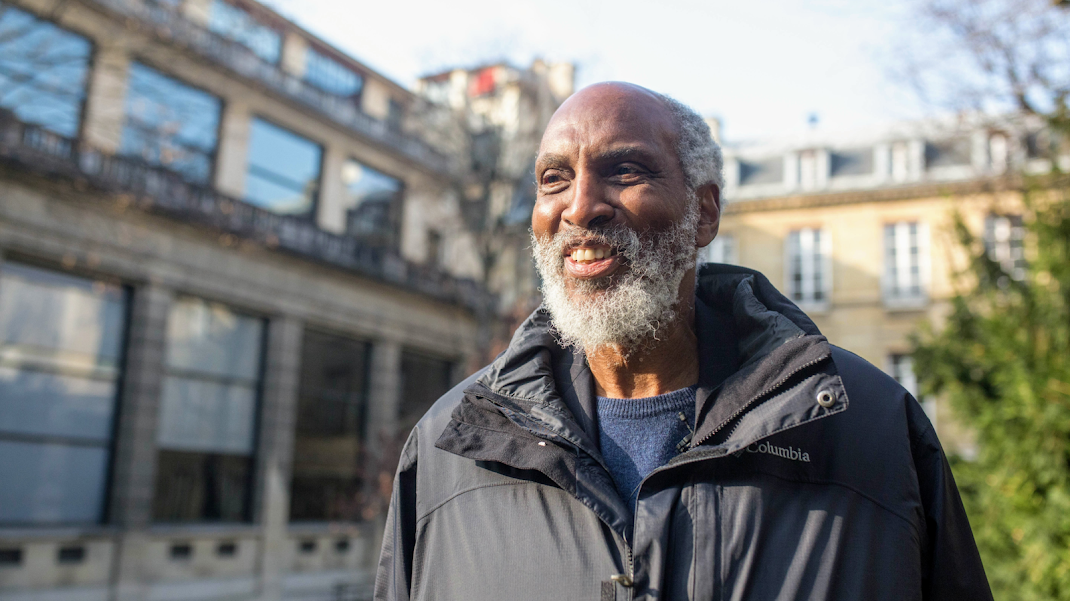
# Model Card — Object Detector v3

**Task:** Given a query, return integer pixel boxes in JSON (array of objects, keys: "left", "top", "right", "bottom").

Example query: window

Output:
[
  {"left": 0, "top": 263, "right": 128, "bottom": 525},
  {"left": 830, "top": 148, "right": 873, "bottom": 177},
  {"left": 888, "top": 354, "right": 936, "bottom": 427},
  {"left": 739, "top": 157, "right": 783, "bottom": 186},
  {"left": 304, "top": 47, "right": 363, "bottom": 99},
  {"left": 925, "top": 138, "right": 971, "bottom": 168},
  {"left": 289, "top": 330, "right": 370, "bottom": 522},
  {"left": 398, "top": 351, "right": 453, "bottom": 433},
  {"left": 698, "top": 234, "right": 736, "bottom": 266},
  {"left": 984, "top": 214, "right": 1026, "bottom": 282},
  {"left": 387, "top": 99, "right": 404, "bottom": 131},
  {"left": 0, "top": 5, "right": 91, "bottom": 137},
  {"left": 245, "top": 118, "right": 322, "bottom": 216},
  {"left": 154, "top": 297, "right": 264, "bottom": 522},
  {"left": 786, "top": 228, "right": 830, "bottom": 306},
  {"left": 207, "top": 0, "right": 280, "bottom": 64},
  {"left": 341, "top": 158, "right": 402, "bottom": 246},
  {"left": 884, "top": 221, "right": 929, "bottom": 305},
  {"left": 120, "top": 62, "right": 222, "bottom": 184}
]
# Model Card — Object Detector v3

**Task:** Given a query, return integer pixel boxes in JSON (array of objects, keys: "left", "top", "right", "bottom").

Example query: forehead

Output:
[{"left": 537, "top": 87, "right": 678, "bottom": 164}]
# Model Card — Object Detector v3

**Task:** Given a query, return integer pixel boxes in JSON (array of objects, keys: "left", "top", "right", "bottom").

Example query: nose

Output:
[{"left": 561, "top": 170, "right": 614, "bottom": 229}]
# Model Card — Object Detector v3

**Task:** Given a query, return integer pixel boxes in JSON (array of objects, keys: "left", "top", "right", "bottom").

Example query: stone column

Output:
[
  {"left": 108, "top": 284, "right": 172, "bottom": 601},
  {"left": 254, "top": 316, "right": 304, "bottom": 601},
  {"left": 82, "top": 44, "right": 130, "bottom": 153},
  {"left": 316, "top": 143, "right": 348, "bottom": 235},
  {"left": 214, "top": 101, "right": 251, "bottom": 198},
  {"left": 365, "top": 339, "right": 403, "bottom": 448}
]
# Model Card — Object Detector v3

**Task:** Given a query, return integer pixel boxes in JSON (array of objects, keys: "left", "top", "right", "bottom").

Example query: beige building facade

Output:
[
  {"left": 710, "top": 120, "right": 1046, "bottom": 456},
  {"left": 0, "top": 0, "right": 488, "bottom": 599}
]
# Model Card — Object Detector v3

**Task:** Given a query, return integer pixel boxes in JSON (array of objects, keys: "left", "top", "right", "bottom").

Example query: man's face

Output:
[{"left": 531, "top": 83, "right": 703, "bottom": 352}]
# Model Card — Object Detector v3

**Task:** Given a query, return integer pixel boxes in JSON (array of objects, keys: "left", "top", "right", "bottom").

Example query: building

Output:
[
  {"left": 0, "top": 0, "right": 489, "bottom": 599},
  {"left": 414, "top": 61, "right": 574, "bottom": 347},
  {"left": 710, "top": 116, "right": 1053, "bottom": 455}
]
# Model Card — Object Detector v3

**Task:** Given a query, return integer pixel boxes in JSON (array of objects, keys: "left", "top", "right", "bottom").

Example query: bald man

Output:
[{"left": 374, "top": 83, "right": 991, "bottom": 601}]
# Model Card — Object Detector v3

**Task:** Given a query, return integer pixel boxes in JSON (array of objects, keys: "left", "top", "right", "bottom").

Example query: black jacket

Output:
[{"left": 375, "top": 265, "right": 992, "bottom": 600}]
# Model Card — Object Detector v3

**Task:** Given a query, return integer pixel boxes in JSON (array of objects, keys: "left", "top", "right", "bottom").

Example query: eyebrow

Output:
[
  {"left": 536, "top": 145, "right": 660, "bottom": 170},
  {"left": 535, "top": 153, "right": 571, "bottom": 171}
]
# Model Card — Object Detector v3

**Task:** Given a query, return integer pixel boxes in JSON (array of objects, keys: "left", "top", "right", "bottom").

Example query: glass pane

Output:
[
  {"left": 0, "top": 439, "right": 107, "bottom": 524},
  {"left": 165, "top": 297, "right": 263, "bottom": 380},
  {"left": 121, "top": 62, "right": 222, "bottom": 184},
  {"left": 245, "top": 118, "right": 322, "bottom": 216},
  {"left": 157, "top": 376, "right": 257, "bottom": 454},
  {"left": 207, "top": 0, "right": 280, "bottom": 64},
  {"left": 153, "top": 450, "right": 251, "bottom": 522},
  {"left": 304, "top": 48, "right": 363, "bottom": 97},
  {"left": 0, "top": 366, "right": 116, "bottom": 440},
  {"left": 290, "top": 330, "right": 370, "bottom": 521},
  {"left": 0, "top": 5, "right": 91, "bottom": 137},
  {"left": 342, "top": 159, "right": 401, "bottom": 240},
  {"left": 0, "top": 263, "right": 126, "bottom": 372},
  {"left": 399, "top": 351, "right": 452, "bottom": 432}
]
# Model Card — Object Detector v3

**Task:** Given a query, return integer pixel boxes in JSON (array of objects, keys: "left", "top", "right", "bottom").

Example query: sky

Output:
[{"left": 264, "top": 0, "right": 933, "bottom": 144}]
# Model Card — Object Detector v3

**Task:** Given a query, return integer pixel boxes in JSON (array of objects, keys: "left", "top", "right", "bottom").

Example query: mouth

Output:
[{"left": 564, "top": 243, "right": 622, "bottom": 279}]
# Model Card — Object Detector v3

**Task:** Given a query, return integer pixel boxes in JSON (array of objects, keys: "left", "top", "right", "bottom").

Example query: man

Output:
[{"left": 375, "top": 82, "right": 992, "bottom": 600}]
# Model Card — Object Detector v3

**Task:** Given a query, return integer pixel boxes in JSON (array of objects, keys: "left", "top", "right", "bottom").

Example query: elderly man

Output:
[{"left": 375, "top": 83, "right": 992, "bottom": 600}]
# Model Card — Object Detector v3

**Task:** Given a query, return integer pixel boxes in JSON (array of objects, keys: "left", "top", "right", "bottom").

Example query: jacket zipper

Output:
[{"left": 690, "top": 354, "right": 830, "bottom": 449}]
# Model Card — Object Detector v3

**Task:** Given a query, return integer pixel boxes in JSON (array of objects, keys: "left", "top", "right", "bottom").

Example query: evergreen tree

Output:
[{"left": 913, "top": 171, "right": 1070, "bottom": 599}]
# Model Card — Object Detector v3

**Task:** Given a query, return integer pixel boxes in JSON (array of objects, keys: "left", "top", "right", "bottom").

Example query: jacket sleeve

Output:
[
  {"left": 374, "top": 428, "right": 420, "bottom": 601},
  {"left": 908, "top": 402, "right": 994, "bottom": 601}
]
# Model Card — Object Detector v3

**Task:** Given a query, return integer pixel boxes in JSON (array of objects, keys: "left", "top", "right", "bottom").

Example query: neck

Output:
[{"left": 587, "top": 295, "right": 699, "bottom": 399}]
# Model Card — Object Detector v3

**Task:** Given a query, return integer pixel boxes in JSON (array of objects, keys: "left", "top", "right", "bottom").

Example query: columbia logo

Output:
[{"left": 745, "top": 441, "right": 811, "bottom": 463}]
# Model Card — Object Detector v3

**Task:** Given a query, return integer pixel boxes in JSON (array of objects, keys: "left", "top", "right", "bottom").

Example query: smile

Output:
[{"left": 564, "top": 244, "right": 621, "bottom": 279}]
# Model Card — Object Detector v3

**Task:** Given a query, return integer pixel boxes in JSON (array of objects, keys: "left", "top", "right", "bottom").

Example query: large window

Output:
[
  {"left": 289, "top": 330, "right": 370, "bottom": 522},
  {"left": 341, "top": 158, "right": 402, "bottom": 246},
  {"left": 0, "top": 5, "right": 91, "bottom": 137},
  {"left": 883, "top": 221, "right": 929, "bottom": 305},
  {"left": 304, "top": 47, "right": 363, "bottom": 99},
  {"left": 154, "top": 297, "right": 264, "bottom": 522},
  {"left": 786, "top": 228, "right": 830, "bottom": 306},
  {"left": 245, "top": 118, "right": 322, "bottom": 216},
  {"left": 398, "top": 351, "right": 453, "bottom": 433},
  {"left": 984, "top": 214, "right": 1026, "bottom": 282},
  {"left": 0, "top": 263, "right": 127, "bottom": 525},
  {"left": 120, "top": 62, "right": 222, "bottom": 184},
  {"left": 207, "top": 0, "right": 280, "bottom": 64}
]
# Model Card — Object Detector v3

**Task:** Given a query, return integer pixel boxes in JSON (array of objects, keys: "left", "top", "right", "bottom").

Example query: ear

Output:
[{"left": 695, "top": 182, "right": 721, "bottom": 248}]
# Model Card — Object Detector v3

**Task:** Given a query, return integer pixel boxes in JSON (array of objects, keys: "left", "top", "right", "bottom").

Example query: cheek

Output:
[{"left": 531, "top": 198, "right": 560, "bottom": 238}]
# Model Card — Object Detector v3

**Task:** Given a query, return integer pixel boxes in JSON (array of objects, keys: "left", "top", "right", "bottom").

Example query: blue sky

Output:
[{"left": 266, "top": 0, "right": 931, "bottom": 143}]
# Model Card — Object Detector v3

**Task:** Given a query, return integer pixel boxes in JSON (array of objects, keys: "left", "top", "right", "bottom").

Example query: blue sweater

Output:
[{"left": 596, "top": 386, "right": 698, "bottom": 507}]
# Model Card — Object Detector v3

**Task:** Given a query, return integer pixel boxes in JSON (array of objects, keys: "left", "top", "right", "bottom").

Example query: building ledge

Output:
[
  {"left": 0, "top": 117, "right": 491, "bottom": 313},
  {"left": 80, "top": 0, "right": 449, "bottom": 174}
]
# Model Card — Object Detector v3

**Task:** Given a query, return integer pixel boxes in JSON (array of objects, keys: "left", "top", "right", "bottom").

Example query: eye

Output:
[
  {"left": 611, "top": 163, "right": 645, "bottom": 182},
  {"left": 539, "top": 169, "right": 568, "bottom": 191}
]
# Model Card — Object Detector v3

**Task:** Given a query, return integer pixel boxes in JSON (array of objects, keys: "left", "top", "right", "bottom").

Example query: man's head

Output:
[{"left": 530, "top": 82, "right": 723, "bottom": 355}]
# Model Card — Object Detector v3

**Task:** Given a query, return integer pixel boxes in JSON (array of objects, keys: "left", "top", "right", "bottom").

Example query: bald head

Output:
[{"left": 541, "top": 82, "right": 724, "bottom": 194}]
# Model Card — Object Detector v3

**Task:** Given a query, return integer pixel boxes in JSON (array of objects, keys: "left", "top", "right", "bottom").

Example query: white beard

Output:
[{"left": 531, "top": 197, "right": 700, "bottom": 355}]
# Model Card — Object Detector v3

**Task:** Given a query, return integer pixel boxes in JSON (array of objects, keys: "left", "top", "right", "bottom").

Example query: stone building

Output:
[
  {"left": 710, "top": 117, "right": 1054, "bottom": 455},
  {"left": 0, "top": 0, "right": 488, "bottom": 599}
]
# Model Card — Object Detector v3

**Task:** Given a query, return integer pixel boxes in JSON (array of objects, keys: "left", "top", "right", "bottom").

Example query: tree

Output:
[{"left": 907, "top": 2, "right": 1070, "bottom": 598}]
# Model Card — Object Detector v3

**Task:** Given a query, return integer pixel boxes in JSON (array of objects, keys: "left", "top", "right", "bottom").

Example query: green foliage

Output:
[{"left": 913, "top": 176, "right": 1070, "bottom": 600}]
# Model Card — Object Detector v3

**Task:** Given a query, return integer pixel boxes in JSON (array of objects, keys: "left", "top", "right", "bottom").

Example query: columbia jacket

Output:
[{"left": 375, "top": 264, "right": 992, "bottom": 600}]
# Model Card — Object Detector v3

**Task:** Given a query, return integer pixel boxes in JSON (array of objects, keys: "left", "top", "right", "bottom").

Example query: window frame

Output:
[
  {"left": 119, "top": 59, "right": 225, "bottom": 186},
  {"left": 340, "top": 156, "right": 404, "bottom": 248},
  {"left": 882, "top": 220, "right": 931, "bottom": 309},
  {"left": 152, "top": 295, "right": 267, "bottom": 524},
  {"left": 0, "top": 258, "right": 132, "bottom": 526},
  {"left": 244, "top": 115, "right": 325, "bottom": 220},
  {"left": 784, "top": 227, "right": 832, "bottom": 312}
]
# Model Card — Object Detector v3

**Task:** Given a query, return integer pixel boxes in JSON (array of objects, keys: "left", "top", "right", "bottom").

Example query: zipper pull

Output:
[{"left": 676, "top": 411, "right": 696, "bottom": 453}]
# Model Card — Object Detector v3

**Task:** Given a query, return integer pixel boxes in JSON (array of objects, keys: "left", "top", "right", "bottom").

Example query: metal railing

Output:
[
  {"left": 0, "top": 116, "right": 489, "bottom": 312},
  {"left": 83, "top": 0, "right": 449, "bottom": 173}
]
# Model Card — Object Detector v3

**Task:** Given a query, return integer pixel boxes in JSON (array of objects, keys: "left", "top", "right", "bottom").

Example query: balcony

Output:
[
  {"left": 82, "top": 0, "right": 449, "bottom": 174},
  {"left": 0, "top": 114, "right": 489, "bottom": 312}
]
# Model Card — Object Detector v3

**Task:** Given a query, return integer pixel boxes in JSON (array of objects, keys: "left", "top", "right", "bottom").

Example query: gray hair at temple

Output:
[{"left": 655, "top": 93, "right": 724, "bottom": 196}]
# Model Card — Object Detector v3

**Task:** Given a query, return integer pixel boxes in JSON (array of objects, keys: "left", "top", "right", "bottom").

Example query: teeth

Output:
[{"left": 570, "top": 247, "right": 614, "bottom": 262}]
